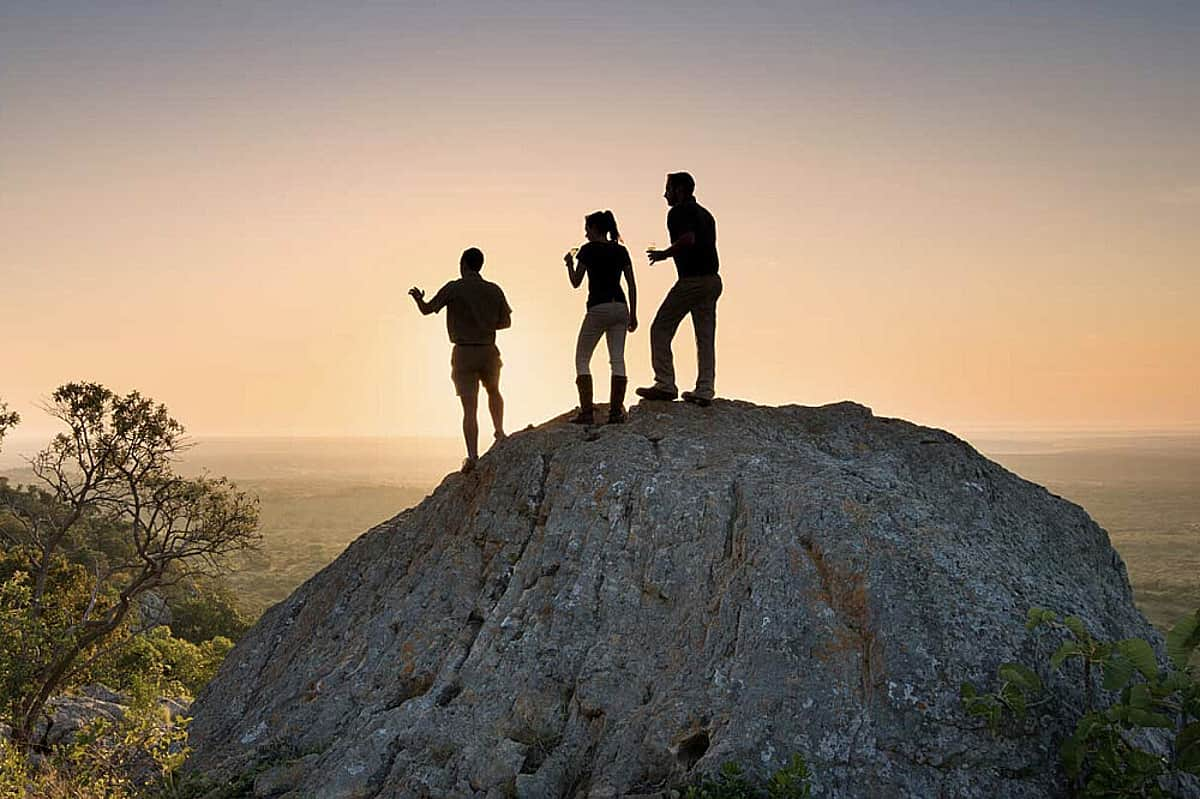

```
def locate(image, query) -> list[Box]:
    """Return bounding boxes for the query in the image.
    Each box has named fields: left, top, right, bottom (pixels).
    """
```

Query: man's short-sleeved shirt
left=666, top=199, right=719, bottom=278
left=428, top=273, right=512, bottom=345
left=577, top=241, right=631, bottom=308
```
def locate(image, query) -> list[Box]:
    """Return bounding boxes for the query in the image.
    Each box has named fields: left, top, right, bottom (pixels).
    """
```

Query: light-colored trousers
left=575, top=302, right=630, bottom=377
left=650, top=274, right=723, bottom=398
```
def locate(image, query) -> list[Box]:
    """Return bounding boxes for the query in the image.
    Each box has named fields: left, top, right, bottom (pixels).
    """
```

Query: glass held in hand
left=645, top=242, right=657, bottom=264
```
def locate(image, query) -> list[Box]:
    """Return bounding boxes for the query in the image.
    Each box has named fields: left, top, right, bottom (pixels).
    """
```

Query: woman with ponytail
left=563, top=209, right=638, bottom=424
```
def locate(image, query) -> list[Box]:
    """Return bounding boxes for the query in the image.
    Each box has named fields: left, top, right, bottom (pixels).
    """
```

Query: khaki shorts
left=451, top=344, right=502, bottom=397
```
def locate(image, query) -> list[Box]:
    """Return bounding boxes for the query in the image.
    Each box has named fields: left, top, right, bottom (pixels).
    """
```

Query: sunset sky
left=2, top=1, right=1197, bottom=438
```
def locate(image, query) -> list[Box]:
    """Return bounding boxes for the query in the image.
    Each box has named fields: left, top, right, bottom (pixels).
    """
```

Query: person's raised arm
left=408, top=287, right=435, bottom=314
left=622, top=261, right=638, bottom=332
left=410, top=283, right=452, bottom=315
left=564, top=250, right=586, bottom=288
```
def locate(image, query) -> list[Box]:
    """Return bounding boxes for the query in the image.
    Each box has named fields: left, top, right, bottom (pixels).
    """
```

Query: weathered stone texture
left=188, top=400, right=1172, bottom=798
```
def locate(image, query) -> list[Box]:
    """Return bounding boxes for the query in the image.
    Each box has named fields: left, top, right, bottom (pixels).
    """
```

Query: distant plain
left=3, top=425, right=1196, bottom=628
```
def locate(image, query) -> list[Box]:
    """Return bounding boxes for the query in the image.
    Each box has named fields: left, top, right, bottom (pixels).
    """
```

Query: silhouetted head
left=584, top=210, right=621, bottom=243
left=459, top=247, right=484, bottom=275
left=664, top=172, right=695, bottom=207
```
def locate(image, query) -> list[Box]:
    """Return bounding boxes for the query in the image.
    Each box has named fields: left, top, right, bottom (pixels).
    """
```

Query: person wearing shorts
left=409, top=247, right=512, bottom=472
left=563, top=209, right=638, bottom=425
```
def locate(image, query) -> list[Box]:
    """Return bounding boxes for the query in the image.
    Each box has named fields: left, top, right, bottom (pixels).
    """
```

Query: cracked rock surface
left=187, top=400, right=1163, bottom=798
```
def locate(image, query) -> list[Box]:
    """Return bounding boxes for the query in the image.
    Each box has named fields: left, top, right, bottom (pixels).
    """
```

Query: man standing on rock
left=638, top=171, right=722, bottom=407
left=409, top=247, right=511, bottom=472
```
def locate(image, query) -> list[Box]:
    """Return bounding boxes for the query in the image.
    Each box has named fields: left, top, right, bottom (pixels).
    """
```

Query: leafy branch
left=962, top=606, right=1200, bottom=797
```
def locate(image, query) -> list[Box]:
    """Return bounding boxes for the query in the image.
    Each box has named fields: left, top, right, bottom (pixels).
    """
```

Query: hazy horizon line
left=5, top=423, right=1200, bottom=446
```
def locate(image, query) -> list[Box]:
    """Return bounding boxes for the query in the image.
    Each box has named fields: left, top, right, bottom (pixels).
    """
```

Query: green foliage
left=66, top=690, right=190, bottom=796
left=960, top=660, right=1044, bottom=734
left=765, top=755, right=813, bottom=799
left=0, top=690, right=189, bottom=799
left=0, top=550, right=107, bottom=729
left=683, top=755, right=812, bottom=799
left=1167, top=611, right=1200, bottom=671
left=90, top=627, right=234, bottom=698
left=0, top=546, right=231, bottom=730
left=963, top=606, right=1200, bottom=797
left=162, top=579, right=250, bottom=645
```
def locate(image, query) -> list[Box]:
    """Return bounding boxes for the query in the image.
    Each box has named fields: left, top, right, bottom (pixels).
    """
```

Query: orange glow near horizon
left=2, top=4, right=1197, bottom=439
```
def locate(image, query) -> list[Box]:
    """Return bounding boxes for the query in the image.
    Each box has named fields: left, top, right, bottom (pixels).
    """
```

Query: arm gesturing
left=647, top=231, right=696, bottom=264
left=408, top=287, right=436, bottom=314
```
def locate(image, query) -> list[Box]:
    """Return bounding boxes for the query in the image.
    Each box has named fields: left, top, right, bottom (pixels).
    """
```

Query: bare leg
left=459, top=392, right=479, bottom=468
left=484, top=381, right=505, bottom=440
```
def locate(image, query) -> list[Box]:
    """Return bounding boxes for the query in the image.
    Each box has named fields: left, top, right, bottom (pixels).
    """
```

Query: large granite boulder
left=188, top=400, right=1167, bottom=797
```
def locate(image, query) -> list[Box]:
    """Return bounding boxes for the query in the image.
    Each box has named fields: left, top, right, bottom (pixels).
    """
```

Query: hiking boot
left=571, top=375, right=594, bottom=424
left=608, top=376, right=628, bottom=423
left=681, top=391, right=713, bottom=408
left=635, top=385, right=677, bottom=402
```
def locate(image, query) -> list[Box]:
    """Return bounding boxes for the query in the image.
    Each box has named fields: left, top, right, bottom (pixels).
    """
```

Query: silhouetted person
left=638, top=172, right=722, bottom=406
left=409, top=247, right=511, bottom=472
left=564, top=210, right=639, bottom=425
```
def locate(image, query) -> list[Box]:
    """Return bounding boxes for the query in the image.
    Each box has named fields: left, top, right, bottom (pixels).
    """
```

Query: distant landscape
left=970, top=430, right=1200, bottom=630
left=3, top=426, right=1196, bottom=628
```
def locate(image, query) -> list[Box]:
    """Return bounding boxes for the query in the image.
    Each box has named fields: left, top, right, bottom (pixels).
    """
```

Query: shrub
left=962, top=607, right=1200, bottom=797
left=684, top=754, right=812, bottom=799
left=0, top=689, right=189, bottom=799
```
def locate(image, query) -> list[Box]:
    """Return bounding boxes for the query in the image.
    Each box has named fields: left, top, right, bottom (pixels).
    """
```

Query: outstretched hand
left=408, top=287, right=424, bottom=301
left=646, top=249, right=668, bottom=264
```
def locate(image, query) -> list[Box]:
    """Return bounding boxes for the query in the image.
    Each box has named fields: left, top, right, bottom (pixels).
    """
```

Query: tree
left=0, top=383, right=260, bottom=751
left=0, top=400, right=17, bottom=449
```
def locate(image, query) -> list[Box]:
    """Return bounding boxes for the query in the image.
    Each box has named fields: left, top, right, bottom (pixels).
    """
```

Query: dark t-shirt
left=666, top=199, right=719, bottom=278
left=428, top=274, right=512, bottom=345
left=577, top=241, right=630, bottom=308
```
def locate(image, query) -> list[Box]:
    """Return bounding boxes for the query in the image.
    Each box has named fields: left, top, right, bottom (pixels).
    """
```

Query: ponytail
left=585, top=209, right=622, bottom=243
left=604, top=210, right=621, bottom=242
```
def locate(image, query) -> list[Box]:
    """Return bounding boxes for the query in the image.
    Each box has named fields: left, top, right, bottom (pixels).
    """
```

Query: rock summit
left=189, top=400, right=1158, bottom=798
